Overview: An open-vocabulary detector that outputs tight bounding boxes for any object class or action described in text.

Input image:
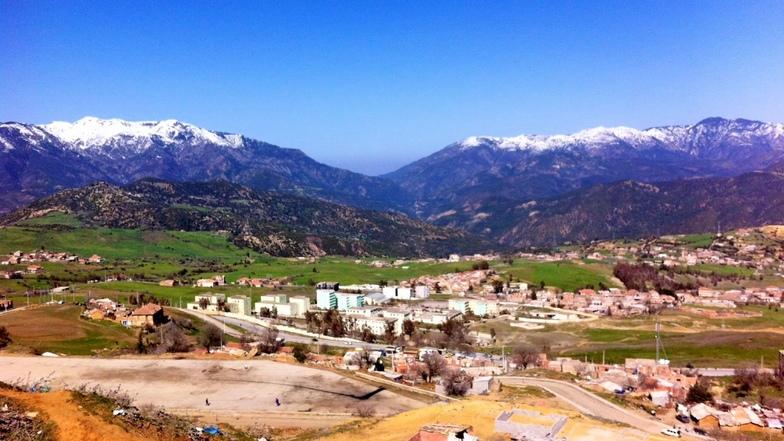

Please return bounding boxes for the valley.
[2,220,784,439]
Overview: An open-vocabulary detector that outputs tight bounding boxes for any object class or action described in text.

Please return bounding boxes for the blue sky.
[2,1,783,175]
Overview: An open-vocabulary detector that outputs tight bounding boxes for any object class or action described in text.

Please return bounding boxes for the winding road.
[501,377,674,434]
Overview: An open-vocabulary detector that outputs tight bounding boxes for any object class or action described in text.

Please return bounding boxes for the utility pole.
[655,323,660,363]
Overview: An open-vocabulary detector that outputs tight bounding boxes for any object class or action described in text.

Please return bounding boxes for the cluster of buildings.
[1,250,103,266]
[512,284,784,317]
[0,250,104,279]
[688,402,784,432]
[81,297,165,327]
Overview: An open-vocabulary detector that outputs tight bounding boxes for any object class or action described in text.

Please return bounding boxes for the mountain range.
[0,179,493,257]
[384,117,784,231]
[2,116,784,249]
[0,117,413,216]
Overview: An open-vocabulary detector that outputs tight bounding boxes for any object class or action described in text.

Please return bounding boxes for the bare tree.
[441,368,473,396]
[512,344,542,370]
[162,322,191,353]
[350,350,372,369]
[422,353,447,383]
[531,336,553,356]
[258,327,280,354]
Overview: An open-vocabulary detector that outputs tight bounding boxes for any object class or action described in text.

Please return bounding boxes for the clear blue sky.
[2,1,783,175]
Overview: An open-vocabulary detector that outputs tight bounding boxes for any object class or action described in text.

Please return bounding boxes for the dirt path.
[168,408,355,429]
[0,389,149,441]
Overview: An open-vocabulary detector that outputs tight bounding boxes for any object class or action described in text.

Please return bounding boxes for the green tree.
[686,378,714,404]
[402,319,416,337]
[383,320,396,343]
[292,345,308,363]
[0,326,10,349]
[198,323,223,349]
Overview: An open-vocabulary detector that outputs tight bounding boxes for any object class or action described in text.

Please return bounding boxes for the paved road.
[501,377,673,434]
[176,308,390,350]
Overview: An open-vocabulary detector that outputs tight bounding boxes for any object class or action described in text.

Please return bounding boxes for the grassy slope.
[0,305,137,355]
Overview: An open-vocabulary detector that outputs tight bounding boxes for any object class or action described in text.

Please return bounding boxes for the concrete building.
[260,293,288,303]
[364,292,391,305]
[345,306,381,317]
[227,295,251,316]
[448,299,470,314]
[383,308,411,334]
[336,292,364,310]
[317,289,337,309]
[254,294,311,318]
[382,286,398,299]
[415,285,430,299]
[351,315,397,336]
[186,293,226,311]
[416,310,462,325]
[289,296,311,317]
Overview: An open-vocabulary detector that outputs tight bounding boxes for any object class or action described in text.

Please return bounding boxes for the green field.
[0,304,138,355]
[505,260,617,292]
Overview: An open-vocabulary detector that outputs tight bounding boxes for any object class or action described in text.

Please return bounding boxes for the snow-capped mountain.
[384,117,784,235]
[3,116,784,245]
[0,117,413,214]
[43,117,244,154]
[458,117,784,156]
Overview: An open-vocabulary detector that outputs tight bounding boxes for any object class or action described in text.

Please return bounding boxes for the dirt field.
[319,400,680,441]
[0,355,427,427]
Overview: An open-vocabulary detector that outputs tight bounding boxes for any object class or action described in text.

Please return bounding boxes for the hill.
[494,166,784,247]
[0,179,497,257]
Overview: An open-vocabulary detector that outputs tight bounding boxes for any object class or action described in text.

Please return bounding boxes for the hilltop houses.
[195,275,226,288]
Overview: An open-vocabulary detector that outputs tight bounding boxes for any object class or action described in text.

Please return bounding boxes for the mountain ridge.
[0,118,414,215]
[383,117,784,235]
[0,178,497,258]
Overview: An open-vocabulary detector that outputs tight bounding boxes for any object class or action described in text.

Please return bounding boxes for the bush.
[686,378,714,404]
[441,368,473,396]
[292,345,308,363]
[0,326,10,348]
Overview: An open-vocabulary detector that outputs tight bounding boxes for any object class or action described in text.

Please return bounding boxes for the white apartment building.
[317,289,337,309]
[227,295,251,316]
[336,292,364,310]
[186,293,226,311]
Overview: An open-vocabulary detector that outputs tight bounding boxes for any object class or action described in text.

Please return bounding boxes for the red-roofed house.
[128,303,164,327]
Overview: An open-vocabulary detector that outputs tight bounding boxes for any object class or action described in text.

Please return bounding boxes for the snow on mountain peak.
[459,125,662,152]
[42,117,245,151]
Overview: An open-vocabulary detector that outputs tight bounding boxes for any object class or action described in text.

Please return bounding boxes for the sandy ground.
[320,400,681,441]
[0,389,150,441]
[0,355,426,428]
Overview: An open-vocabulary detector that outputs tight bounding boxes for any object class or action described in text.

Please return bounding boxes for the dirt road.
[500,377,672,434]
[0,356,426,427]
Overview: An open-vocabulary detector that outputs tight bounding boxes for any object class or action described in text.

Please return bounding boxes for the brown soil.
[0,389,149,441]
